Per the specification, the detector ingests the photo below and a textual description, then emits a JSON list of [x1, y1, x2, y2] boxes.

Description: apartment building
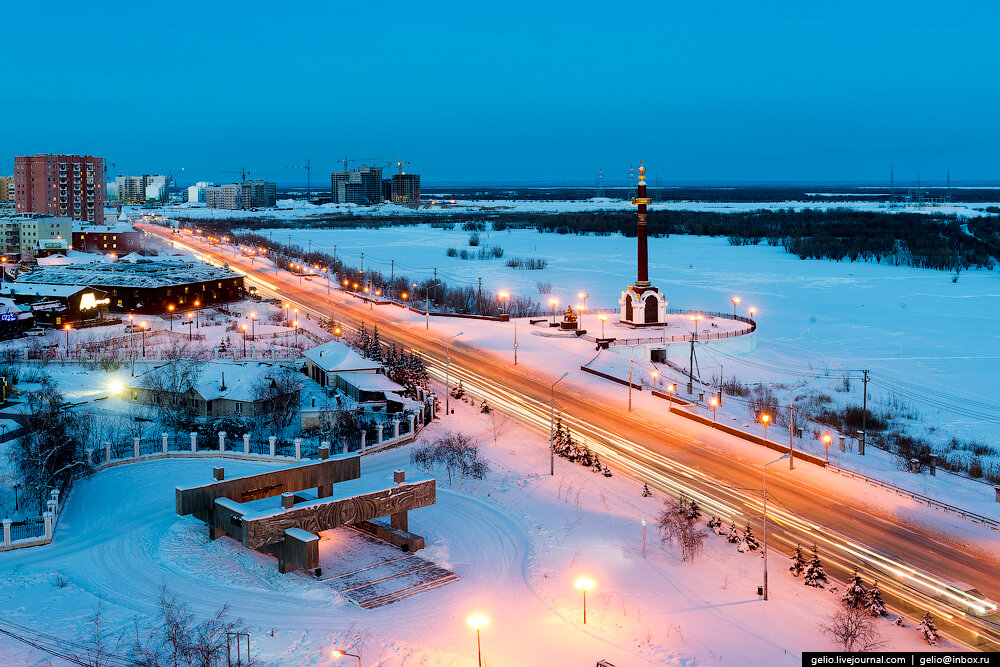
[[14, 154, 105, 223]]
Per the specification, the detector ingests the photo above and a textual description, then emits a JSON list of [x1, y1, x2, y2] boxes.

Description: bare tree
[[820, 606, 886, 652], [71, 603, 127, 667], [251, 365, 301, 429], [10, 380, 86, 511], [139, 354, 204, 433], [486, 409, 511, 446], [656, 497, 706, 562]]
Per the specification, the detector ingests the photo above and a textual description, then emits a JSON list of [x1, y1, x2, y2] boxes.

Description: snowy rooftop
[[341, 373, 404, 393], [129, 360, 304, 403], [12, 258, 240, 289], [72, 223, 139, 234], [0, 283, 92, 299], [302, 340, 381, 374]]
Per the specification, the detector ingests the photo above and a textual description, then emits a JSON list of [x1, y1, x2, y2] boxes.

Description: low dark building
[[72, 223, 143, 255], [0, 283, 110, 327], [9, 258, 244, 314]]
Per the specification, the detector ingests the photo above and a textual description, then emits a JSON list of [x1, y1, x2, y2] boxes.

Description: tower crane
[[338, 157, 386, 171], [285, 159, 312, 197], [394, 160, 411, 175], [218, 169, 250, 182]]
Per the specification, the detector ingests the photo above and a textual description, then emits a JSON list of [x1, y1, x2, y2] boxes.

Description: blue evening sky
[[2, 1, 996, 185]]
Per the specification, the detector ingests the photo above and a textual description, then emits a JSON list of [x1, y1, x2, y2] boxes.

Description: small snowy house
[[303, 340, 380, 388], [125, 361, 303, 420]]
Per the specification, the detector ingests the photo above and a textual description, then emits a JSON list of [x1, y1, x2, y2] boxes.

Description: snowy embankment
[[0, 393, 954, 666]]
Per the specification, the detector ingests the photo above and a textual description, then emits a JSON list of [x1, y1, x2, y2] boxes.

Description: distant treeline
[[176, 207, 1000, 272]]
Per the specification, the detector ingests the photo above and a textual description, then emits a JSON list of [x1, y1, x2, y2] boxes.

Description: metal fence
[[10, 518, 45, 542]]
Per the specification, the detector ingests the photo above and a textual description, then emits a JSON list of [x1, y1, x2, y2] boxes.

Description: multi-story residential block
[[0, 176, 13, 202], [0, 213, 74, 256], [205, 183, 243, 210], [113, 175, 167, 205], [330, 165, 383, 205], [241, 180, 276, 208], [391, 173, 420, 204], [14, 154, 105, 223]]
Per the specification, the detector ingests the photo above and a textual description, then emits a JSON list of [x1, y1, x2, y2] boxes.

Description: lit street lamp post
[[549, 298, 558, 324], [140, 322, 147, 358], [241, 324, 247, 357], [445, 332, 464, 417], [549, 371, 569, 475], [578, 291, 589, 311], [575, 577, 594, 623], [128, 314, 135, 376], [599, 314, 607, 338], [731, 296, 741, 318], [331, 649, 361, 666], [823, 433, 832, 463], [467, 615, 488, 667], [499, 291, 517, 365], [763, 453, 791, 600], [63, 323, 71, 350], [710, 395, 718, 421], [186, 313, 193, 340], [761, 413, 771, 442], [168, 304, 174, 331], [425, 282, 440, 331]]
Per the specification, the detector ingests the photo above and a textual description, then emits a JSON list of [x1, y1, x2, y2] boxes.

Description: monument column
[[634, 162, 651, 287]]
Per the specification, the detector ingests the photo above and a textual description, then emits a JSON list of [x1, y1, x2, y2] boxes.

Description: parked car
[[25, 328, 46, 337]]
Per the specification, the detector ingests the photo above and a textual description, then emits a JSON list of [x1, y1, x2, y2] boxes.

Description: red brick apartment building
[[14, 154, 105, 224]]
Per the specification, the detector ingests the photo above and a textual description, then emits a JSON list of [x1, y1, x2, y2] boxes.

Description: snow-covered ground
[[0, 394, 956, 666], [254, 224, 1000, 465], [149, 196, 1000, 220]]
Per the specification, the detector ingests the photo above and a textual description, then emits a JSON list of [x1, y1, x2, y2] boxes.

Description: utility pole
[[360, 252, 364, 275], [390, 260, 394, 299], [860, 370, 869, 455], [433, 268, 438, 303], [477, 277, 482, 315]]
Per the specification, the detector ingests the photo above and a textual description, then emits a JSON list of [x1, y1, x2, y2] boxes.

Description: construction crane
[[394, 160, 411, 175], [218, 169, 250, 182], [338, 157, 386, 171], [285, 159, 312, 198]]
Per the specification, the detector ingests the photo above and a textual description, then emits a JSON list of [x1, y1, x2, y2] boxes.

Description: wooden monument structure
[[175, 450, 436, 573]]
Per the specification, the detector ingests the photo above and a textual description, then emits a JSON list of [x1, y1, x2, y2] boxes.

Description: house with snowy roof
[[302, 340, 407, 411], [124, 360, 304, 421]]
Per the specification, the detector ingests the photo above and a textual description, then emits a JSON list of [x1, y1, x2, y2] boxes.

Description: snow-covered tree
[[789, 544, 807, 577], [841, 569, 867, 609], [918, 611, 940, 645], [579, 444, 594, 468], [686, 500, 701, 523], [726, 521, 740, 544], [480, 400, 491, 414], [804, 544, 829, 588], [739, 523, 760, 552], [602, 465, 612, 477], [864, 581, 888, 617], [706, 516, 724, 535], [657, 497, 706, 563], [451, 379, 465, 400], [591, 453, 602, 473], [367, 325, 384, 363]]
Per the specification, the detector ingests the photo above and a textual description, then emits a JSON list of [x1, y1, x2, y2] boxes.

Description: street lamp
[[823, 433, 832, 463], [731, 296, 741, 318], [467, 614, 488, 667], [168, 304, 174, 331], [424, 282, 440, 331], [445, 332, 464, 417], [578, 292, 589, 311], [241, 324, 247, 357], [710, 395, 718, 421], [749, 307, 757, 319], [762, 453, 791, 600], [331, 649, 361, 666], [575, 577, 595, 624], [667, 383, 676, 404], [549, 297, 558, 324], [761, 413, 771, 442], [63, 323, 71, 350], [139, 322, 148, 358], [293, 319, 299, 347], [284, 302, 290, 325], [598, 314, 607, 338], [499, 291, 517, 365], [128, 314, 135, 376], [186, 312, 193, 340], [549, 371, 569, 475], [249, 312, 256, 339]]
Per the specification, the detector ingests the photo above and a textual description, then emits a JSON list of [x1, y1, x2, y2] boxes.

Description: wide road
[[144, 224, 1000, 650]]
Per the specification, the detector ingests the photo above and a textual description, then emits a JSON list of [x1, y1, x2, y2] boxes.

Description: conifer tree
[[864, 581, 888, 617], [742, 523, 761, 551], [841, 569, 867, 608], [918, 611, 940, 644], [368, 325, 384, 363], [789, 544, 806, 577], [804, 544, 829, 588], [687, 501, 701, 523], [726, 521, 740, 543]]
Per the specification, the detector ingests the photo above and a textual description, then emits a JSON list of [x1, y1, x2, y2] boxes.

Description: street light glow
[[467, 614, 489, 630], [575, 576, 594, 592]]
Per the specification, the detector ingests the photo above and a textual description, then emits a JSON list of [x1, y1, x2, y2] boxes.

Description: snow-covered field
[[257, 224, 1000, 460], [151, 197, 1000, 220], [0, 395, 954, 666]]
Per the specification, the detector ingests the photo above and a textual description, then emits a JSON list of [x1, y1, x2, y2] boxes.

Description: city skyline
[[4, 1, 998, 184]]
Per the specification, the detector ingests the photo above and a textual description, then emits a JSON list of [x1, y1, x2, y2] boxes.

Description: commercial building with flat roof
[[14, 154, 105, 223], [12, 258, 244, 314], [113, 175, 167, 205], [72, 222, 143, 255]]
